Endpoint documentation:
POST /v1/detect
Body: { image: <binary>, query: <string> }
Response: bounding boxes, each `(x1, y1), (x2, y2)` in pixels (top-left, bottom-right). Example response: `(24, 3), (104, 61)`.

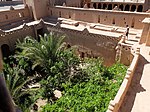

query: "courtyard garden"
(1, 33), (127, 112)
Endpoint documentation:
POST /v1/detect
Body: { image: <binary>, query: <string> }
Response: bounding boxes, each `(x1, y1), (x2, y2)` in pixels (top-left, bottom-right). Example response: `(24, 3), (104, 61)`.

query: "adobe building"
(0, 0), (150, 111)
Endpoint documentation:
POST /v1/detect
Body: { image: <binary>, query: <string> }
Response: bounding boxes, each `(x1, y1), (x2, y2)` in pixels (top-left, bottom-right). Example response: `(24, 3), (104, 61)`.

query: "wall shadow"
(119, 55), (148, 112)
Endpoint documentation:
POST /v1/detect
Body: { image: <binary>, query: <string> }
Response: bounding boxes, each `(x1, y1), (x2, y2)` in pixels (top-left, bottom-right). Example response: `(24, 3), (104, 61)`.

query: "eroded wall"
(44, 23), (120, 66)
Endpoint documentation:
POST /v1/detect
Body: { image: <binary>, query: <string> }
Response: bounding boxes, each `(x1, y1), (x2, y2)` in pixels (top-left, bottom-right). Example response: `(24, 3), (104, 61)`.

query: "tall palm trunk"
(0, 47), (15, 111)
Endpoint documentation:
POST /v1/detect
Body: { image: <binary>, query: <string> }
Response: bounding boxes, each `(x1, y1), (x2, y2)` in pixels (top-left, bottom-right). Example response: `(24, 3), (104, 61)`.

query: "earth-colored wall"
(0, 20), (120, 66)
(0, 7), (31, 29)
(0, 24), (35, 51)
(66, 0), (83, 7)
(48, 6), (150, 29)
(44, 23), (120, 66)
(25, 0), (49, 20)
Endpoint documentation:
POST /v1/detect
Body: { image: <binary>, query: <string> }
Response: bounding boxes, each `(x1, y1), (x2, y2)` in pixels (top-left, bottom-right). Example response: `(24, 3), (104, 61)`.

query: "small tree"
(16, 33), (65, 75)
(16, 33), (81, 101)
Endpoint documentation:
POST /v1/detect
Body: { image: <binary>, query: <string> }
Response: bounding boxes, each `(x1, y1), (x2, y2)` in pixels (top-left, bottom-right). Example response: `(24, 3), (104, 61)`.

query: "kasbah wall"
(44, 23), (120, 66)
(0, 0), (150, 68)
(49, 6), (149, 29)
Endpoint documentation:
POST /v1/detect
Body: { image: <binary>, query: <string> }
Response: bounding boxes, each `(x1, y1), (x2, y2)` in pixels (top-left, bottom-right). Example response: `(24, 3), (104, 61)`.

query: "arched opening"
(137, 5), (143, 12)
(93, 3), (96, 9)
(103, 4), (107, 9)
(119, 4), (123, 11)
(131, 5), (136, 12)
(108, 4), (112, 10)
(87, 3), (90, 8)
(124, 4), (130, 11)
(98, 3), (101, 9)
(37, 28), (44, 42)
(112, 18), (115, 25)
(114, 4), (118, 8)
(1, 44), (10, 58)
(131, 18), (135, 28)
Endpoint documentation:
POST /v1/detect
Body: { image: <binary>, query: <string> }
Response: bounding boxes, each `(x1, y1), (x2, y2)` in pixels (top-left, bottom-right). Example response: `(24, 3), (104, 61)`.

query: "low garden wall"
(107, 47), (140, 112)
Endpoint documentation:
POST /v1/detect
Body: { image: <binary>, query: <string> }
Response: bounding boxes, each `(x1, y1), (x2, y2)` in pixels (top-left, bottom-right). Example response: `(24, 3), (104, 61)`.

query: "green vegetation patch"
(42, 59), (127, 112)
(2, 33), (127, 112)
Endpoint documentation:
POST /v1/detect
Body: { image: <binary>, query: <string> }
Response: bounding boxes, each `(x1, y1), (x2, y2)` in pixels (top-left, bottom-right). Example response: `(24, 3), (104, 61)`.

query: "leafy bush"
(16, 34), (81, 101)
(40, 47), (81, 100)
(2, 33), (127, 112)
(42, 59), (127, 112)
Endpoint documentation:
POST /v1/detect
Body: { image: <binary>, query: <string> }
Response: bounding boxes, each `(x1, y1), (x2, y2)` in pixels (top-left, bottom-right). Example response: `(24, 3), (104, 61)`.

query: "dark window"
(112, 18), (115, 24)
(98, 15), (100, 23)
(131, 18), (135, 28)
(59, 11), (61, 17)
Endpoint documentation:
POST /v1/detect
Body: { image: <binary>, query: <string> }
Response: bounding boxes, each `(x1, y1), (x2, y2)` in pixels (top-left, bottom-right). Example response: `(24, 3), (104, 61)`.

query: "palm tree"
(16, 33), (81, 101)
(16, 33), (65, 75)
(3, 63), (28, 103)
(2, 61), (37, 111)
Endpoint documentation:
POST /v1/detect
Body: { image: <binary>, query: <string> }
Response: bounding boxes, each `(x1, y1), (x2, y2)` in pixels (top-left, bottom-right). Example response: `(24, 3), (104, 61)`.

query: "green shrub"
(42, 59), (127, 112)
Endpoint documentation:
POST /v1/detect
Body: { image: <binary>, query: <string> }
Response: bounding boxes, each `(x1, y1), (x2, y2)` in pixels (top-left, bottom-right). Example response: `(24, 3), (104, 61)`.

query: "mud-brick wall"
(44, 24), (120, 66)
(0, 7), (31, 27)
(48, 6), (150, 29)
(0, 25), (35, 51)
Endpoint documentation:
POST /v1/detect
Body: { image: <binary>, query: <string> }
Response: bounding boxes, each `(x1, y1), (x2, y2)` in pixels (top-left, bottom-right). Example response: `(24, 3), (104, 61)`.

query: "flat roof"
(0, 4), (24, 11)
(91, 0), (144, 3)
